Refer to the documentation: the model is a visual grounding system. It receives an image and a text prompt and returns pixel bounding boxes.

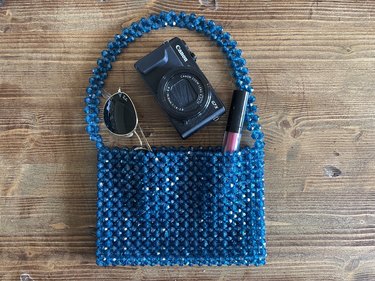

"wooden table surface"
[1,0,375,280]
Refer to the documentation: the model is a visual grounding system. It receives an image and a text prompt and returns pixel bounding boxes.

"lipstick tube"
[222,90,249,153]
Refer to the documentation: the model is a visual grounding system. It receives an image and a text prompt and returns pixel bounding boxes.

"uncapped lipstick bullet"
[222,90,249,153]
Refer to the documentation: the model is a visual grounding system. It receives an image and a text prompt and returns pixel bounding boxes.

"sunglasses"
[103,88,151,151]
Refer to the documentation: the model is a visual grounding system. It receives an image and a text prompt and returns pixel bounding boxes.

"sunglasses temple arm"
[101,88,112,99]
[133,130,142,145]
[136,124,152,151]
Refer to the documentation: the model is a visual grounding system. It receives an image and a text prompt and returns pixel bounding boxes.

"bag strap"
[84,11,264,150]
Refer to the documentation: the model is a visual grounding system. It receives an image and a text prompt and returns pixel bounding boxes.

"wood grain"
[1,0,375,280]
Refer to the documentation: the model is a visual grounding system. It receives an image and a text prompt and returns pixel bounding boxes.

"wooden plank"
[1,0,375,280]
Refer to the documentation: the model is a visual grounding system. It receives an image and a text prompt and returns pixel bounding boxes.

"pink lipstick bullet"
[222,90,249,153]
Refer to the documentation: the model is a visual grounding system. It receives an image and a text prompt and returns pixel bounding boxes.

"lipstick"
[222,90,249,153]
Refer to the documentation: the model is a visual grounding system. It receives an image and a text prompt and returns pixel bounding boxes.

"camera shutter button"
[190,52,197,61]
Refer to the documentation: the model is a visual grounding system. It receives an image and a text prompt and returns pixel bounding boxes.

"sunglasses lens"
[103,92,137,135]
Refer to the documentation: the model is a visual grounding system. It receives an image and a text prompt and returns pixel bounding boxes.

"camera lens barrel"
[157,67,211,121]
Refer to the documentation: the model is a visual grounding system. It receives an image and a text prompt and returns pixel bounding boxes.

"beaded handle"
[84,11,264,150]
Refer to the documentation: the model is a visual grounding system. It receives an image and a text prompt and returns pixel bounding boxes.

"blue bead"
[100,72,108,80]
[92,68,100,75]
[186,22,194,30]
[139,18,152,32]
[178,11,186,19]
[148,15,157,23]
[151,22,160,30]
[86,87,94,95]
[114,34,123,42]
[121,28,130,36]
[101,50,110,57]
[86,124,98,133]
[223,32,231,40]
[228,40,237,48]
[89,77,97,85]
[248,95,256,103]
[107,41,118,50]
[251,130,264,140]
[97,58,103,66]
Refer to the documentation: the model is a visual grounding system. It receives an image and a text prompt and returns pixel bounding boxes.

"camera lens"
[157,67,211,121]
[169,79,198,107]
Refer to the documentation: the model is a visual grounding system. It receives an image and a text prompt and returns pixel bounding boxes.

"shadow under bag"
[84,11,266,266]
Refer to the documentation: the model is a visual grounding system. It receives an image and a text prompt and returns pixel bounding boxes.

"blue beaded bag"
[84,11,266,266]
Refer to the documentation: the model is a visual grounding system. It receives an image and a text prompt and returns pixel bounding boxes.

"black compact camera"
[134,37,225,139]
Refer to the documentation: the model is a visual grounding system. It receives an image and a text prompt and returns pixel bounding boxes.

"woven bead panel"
[96,146,266,266]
